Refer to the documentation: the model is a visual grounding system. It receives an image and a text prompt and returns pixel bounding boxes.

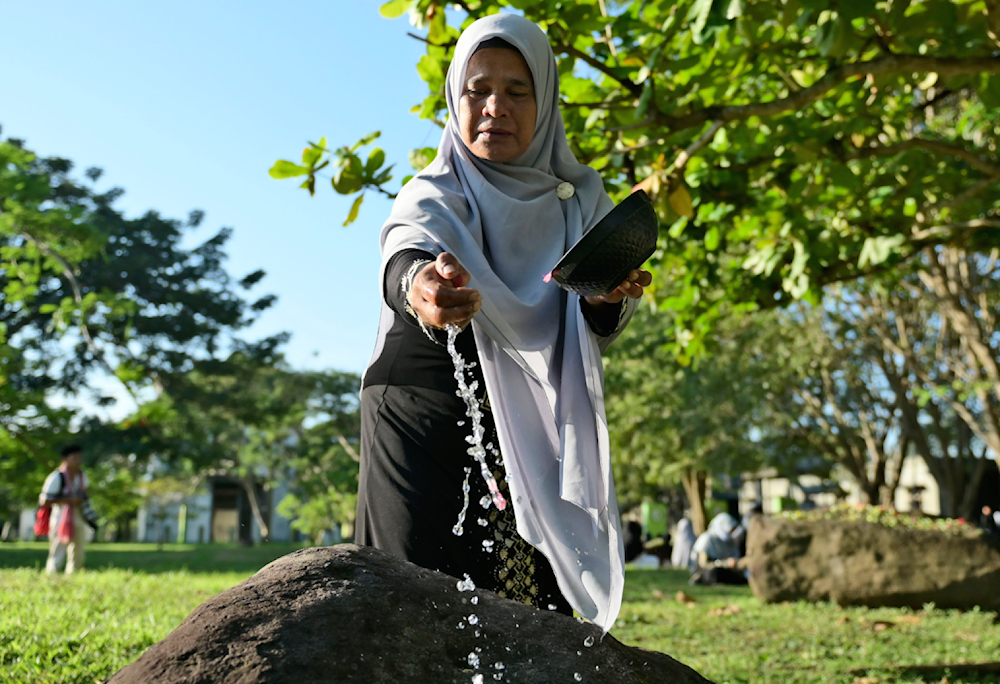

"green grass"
[1,545,998,684]
[618,568,1000,684]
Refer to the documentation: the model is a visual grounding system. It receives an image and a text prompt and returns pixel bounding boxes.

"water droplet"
[574,547,581,554]
[584,635,595,647]
[494,662,505,670]
[574,673,583,682]
[471,596,479,605]
[457,623,466,630]
[576,560,582,566]
[547,604,558,610]
[446,324,508,512]
[457,574,476,592]
[472,674,485,684]
[468,652,480,668]
[595,665,600,671]
[577,651,582,656]
[468,614,479,625]
[479,495,492,509]
[482,539,495,552]
[493,675,503,681]
[458,420,466,426]
[576,617,585,624]
[477,518,488,527]
[475,629,481,637]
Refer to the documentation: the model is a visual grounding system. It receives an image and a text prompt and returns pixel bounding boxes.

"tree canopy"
[275,0,999,358]
[1,133,360,540]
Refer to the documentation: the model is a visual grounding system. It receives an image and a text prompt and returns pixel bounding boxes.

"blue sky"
[1,1,446,378]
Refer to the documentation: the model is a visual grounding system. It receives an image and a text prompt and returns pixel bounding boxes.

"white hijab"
[374,13,632,632]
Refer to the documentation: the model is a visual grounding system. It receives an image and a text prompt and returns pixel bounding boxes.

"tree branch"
[986,0,1000,49]
[912,218,1000,242]
[655,55,1000,134]
[846,138,1000,177]
[552,25,642,97]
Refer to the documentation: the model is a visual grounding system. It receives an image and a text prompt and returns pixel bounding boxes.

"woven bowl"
[547,190,659,298]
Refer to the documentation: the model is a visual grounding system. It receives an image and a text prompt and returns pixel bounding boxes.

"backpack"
[33,471,65,538]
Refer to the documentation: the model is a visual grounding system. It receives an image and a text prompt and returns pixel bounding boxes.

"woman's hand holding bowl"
[411,252,482,330]
[584,268,652,307]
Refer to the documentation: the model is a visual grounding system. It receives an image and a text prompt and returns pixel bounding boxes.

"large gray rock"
[746,515,1000,610]
[109,544,713,684]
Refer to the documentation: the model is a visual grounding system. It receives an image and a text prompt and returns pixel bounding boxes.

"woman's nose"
[483,93,506,117]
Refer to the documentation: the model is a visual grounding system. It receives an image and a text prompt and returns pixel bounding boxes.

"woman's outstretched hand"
[584,268,652,307]
[410,252,482,329]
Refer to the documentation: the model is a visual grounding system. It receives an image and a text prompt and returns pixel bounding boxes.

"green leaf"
[39,303,58,314]
[858,234,906,268]
[669,185,694,218]
[408,147,438,172]
[343,194,365,227]
[351,131,381,152]
[705,226,720,251]
[687,0,715,43]
[378,0,411,19]
[302,145,323,168]
[365,148,386,176]
[725,0,744,20]
[417,54,445,84]
[269,160,309,179]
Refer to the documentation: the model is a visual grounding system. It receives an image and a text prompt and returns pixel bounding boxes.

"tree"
[859,251,998,517]
[139,349,361,542]
[275,0,1000,357]
[603,305,805,533]
[1,131,278,520]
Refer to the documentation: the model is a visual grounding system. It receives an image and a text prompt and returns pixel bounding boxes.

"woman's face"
[459,47,537,163]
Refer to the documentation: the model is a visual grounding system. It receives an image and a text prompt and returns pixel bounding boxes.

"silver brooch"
[556,182,575,200]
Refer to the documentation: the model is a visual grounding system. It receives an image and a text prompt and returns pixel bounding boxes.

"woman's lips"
[479,129,512,138]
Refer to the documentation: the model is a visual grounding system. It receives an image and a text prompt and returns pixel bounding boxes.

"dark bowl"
[547,190,659,298]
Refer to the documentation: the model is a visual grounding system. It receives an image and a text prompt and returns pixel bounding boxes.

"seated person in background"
[690,513,748,586]
[736,502,764,557]
[981,505,1000,537]
[670,518,697,571]
[622,520,645,563]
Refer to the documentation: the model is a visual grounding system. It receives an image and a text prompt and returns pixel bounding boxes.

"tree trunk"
[681,468,708,536]
[242,478,270,541]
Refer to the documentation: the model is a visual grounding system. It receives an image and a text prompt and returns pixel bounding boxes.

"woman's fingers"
[411,254,481,328]
[604,269,652,301]
[436,251,472,288]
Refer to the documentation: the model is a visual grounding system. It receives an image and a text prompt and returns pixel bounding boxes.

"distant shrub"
[777,503,979,536]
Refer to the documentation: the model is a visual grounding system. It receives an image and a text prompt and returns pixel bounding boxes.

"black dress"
[356,249,619,613]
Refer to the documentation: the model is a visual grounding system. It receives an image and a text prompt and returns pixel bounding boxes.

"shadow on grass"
[0,541,311,574]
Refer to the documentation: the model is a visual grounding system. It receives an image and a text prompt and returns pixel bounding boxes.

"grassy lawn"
[1,544,998,684]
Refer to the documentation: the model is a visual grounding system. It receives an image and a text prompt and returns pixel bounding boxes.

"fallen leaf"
[872,621,895,631]
[675,591,696,605]
[709,604,742,617]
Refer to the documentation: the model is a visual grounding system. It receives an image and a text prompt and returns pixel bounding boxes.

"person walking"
[40,444,97,574]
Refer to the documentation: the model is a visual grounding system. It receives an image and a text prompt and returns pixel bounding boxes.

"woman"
[356,14,650,632]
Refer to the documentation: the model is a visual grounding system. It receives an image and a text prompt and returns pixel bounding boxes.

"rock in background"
[109,544,714,684]
[746,515,1000,610]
